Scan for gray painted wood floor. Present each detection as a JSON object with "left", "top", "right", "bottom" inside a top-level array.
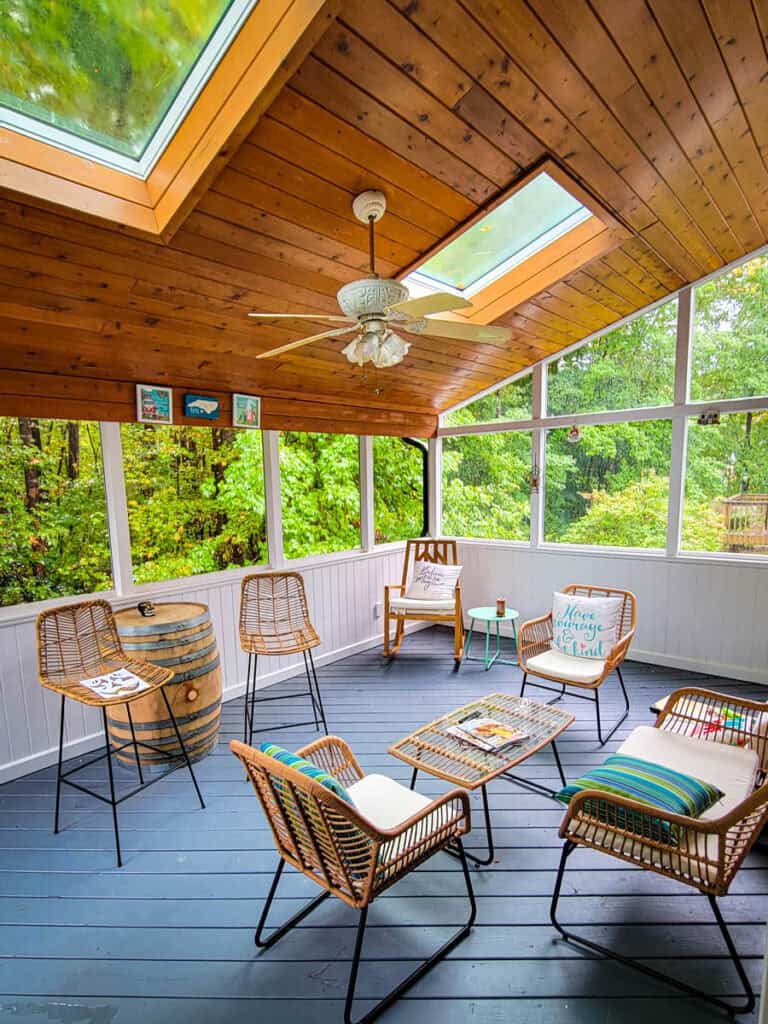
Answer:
[{"left": 1, "top": 626, "right": 766, "bottom": 1023}]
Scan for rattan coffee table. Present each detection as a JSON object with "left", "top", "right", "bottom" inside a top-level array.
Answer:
[{"left": 388, "top": 693, "right": 574, "bottom": 865}]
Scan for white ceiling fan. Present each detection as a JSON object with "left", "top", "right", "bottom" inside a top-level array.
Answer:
[{"left": 248, "top": 190, "right": 512, "bottom": 369}]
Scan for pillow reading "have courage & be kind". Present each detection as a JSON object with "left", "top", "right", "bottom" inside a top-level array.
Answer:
[{"left": 551, "top": 592, "right": 623, "bottom": 661}]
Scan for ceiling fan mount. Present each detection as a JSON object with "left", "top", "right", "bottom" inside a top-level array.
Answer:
[{"left": 247, "top": 190, "right": 512, "bottom": 368}]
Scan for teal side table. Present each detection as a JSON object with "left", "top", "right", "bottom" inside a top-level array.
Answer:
[{"left": 463, "top": 606, "right": 519, "bottom": 671}]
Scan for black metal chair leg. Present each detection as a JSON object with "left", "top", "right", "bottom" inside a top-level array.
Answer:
[
  {"left": 241, "top": 655, "right": 250, "bottom": 745},
  {"left": 448, "top": 784, "right": 495, "bottom": 866},
  {"left": 551, "top": 840, "right": 755, "bottom": 1015},
  {"left": 547, "top": 683, "right": 566, "bottom": 705},
  {"left": 344, "top": 839, "right": 477, "bottom": 1024},
  {"left": 551, "top": 739, "right": 567, "bottom": 788},
  {"left": 708, "top": 894, "right": 756, "bottom": 1014},
  {"left": 595, "top": 670, "right": 631, "bottom": 746},
  {"left": 101, "top": 706, "right": 122, "bottom": 868},
  {"left": 254, "top": 857, "right": 330, "bottom": 948},
  {"left": 520, "top": 672, "right": 527, "bottom": 697},
  {"left": 160, "top": 688, "right": 205, "bottom": 810},
  {"left": 307, "top": 649, "right": 328, "bottom": 735},
  {"left": 125, "top": 702, "right": 144, "bottom": 785},
  {"left": 53, "top": 695, "right": 65, "bottom": 835},
  {"left": 302, "top": 650, "right": 320, "bottom": 730},
  {"left": 409, "top": 767, "right": 418, "bottom": 790}
]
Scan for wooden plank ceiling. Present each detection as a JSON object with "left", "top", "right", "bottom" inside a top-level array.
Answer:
[{"left": 1, "top": 0, "right": 768, "bottom": 436}]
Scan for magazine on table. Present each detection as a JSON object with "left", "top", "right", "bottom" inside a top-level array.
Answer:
[
  {"left": 79, "top": 668, "right": 151, "bottom": 699},
  {"left": 447, "top": 713, "right": 528, "bottom": 752}
]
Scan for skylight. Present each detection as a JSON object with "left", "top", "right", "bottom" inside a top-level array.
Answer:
[
  {"left": 0, "top": 0, "right": 256, "bottom": 176},
  {"left": 406, "top": 172, "right": 591, "bottom": 298}
]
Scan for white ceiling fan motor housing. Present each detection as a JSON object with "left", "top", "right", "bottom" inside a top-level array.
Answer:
[{"left": 336, "top": 278, "right": 409, "bottom": 320}]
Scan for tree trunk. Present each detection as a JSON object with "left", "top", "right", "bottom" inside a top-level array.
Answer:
[
  {"left": 741, "top": 411, "right": 752, "bottom": 493},
  {"left": 66, "top": 422, "right": 80, "bottom": 480},
  {"left": 18, "top": 417, "right": 43, "bottom": 509}
]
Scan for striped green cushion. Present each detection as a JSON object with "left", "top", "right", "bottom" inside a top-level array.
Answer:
[
  {"left": 556, "top": 754, "right": 723, "bottom": 844},
  {"left": 260, "top": 742, "right": 352, "bottom": 804}
]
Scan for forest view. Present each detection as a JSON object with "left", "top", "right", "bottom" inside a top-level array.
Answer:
[
  {"left": 1, "top": 254, "right": 767, "bottom": 607},
  {"left": 0, "top": 0, "right": 233, "bottom": 156}
]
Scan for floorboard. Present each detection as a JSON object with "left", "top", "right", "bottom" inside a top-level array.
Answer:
[{"left": 0, "top": 626, "right": 765, "bottom": 1022}]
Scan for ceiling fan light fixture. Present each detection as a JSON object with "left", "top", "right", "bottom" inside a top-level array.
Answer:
[{"left": 373, "top": 331, "right": 409, "bottom": 368}]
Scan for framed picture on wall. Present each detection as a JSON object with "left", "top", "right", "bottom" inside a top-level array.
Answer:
[
  {"left": 232, "top": 393, "right": 261, "bottom": 429},
  {"left": 136, "top": 384, "right": 173, "bottom": 424},
  {"left": 183, "top": 393, "right": 220, "bottom": 420}
]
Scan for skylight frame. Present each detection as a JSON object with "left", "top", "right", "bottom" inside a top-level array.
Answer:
[
  {"left": 400, "top": 161, "right": 625, "bottom": 332},
  {"left": 0, "top": 0, "right": 257, "bottom": 179},
  {"left": 407, "top": 200, "right": 593, "bottom": 300}
]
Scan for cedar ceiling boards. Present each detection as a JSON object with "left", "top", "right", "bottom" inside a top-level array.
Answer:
[{"left": 1, "top": 0, "right": 768, "bottom": 435}]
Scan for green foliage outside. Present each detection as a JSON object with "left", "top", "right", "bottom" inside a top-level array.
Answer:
[
  {"left": 0, "top": 0, "right": 231, "bottom": 156},
  {"left": 373, "top": 437, "right": 424, "bottom": 543},
  {"left": 122, "top": 424, "right": 267, "bottom": 584},
  {"left": 279, "top": 432, "right": 361, "bottom": 559},
  {"left": 0, "top": 419, "right": 112, "bottom": 605},
  {"left": 443, "top": 374, "right": 532, "bottom": 427},
  {"left": 691, "top": 257, "right": 768, "bottom": 402},
  {"left": 443, "top": 432, "right": 531, "bottom": 541}
]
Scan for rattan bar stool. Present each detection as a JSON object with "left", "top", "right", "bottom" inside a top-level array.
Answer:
[
  {"left": 239, "top": 571, "right": 328, "bottom": 745},
  {"left": 37, "top": 599, "right": 205, "bottom": 867}
]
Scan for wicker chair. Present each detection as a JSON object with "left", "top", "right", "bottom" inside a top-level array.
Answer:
[
  {"left": 37, "top": 600, "right": 205, "bottom": 867},
  {"left": 551, "top": 686, "right": 768, "bottom": 1015},
  {"left": 518, "top": 584, "right": 637, "bottom": 744},
  {"left": 231, "top": 734, "right": 476, "bottom": 1024},
  {"left": 239, "top": 571, "right": 328, "bottom": 745},
  {"left": 383, "top": 539, "right": 465, "bottom": 664}
]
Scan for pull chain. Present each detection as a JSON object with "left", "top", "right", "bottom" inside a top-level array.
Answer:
[{"left": 368, "top": 215, "right": 376, "bottom": 276}]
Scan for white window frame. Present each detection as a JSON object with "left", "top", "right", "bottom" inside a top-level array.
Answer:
[{"left": 437, "top": 243, "right": 768, "bottom": 566}]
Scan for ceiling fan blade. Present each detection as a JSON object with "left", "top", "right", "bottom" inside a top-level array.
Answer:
[
  {"left": 255, "top": 326, "right": 358, "bottom": 359},
  {"left": 407, "top": 319, "right": 511, "bottom": 344},
  {"left": 387, "top": 292, "right": 472, "bottom": 317},
  {"left": 248, "top": 313, "right": 354, "bottom": 322}
]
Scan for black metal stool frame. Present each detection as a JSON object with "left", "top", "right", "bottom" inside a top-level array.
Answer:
[
  {"left": 53, "top": 686, "right": 205, "bottom": 867},
  {"left": 242, "top": 649, "right": 328, "bottom": 746}
]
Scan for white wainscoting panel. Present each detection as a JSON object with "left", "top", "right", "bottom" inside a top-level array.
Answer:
[
  {"left": 0, "top": 547, "right": 410, "bottom": 783},
  {"left": 458, "top": 542, "right": 768, "bottom": 685}
]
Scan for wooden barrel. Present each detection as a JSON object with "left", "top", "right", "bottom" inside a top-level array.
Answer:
[{"left": 108, "top": 602, "right": 222, "bottom": 768}]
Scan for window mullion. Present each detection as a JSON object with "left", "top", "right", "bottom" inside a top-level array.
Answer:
[
  {"left": 530, "top": 363, "right": 546, "bottom": 547},
  {"left": 667, "top": 286, "right": 694, "bottom": 556},
  {"left": 262, "top": 430, "right": 285, "bottom": 569},
  {"left": 360, "top": 435, "right": 374, "bottom": 551},
  {"left": 428, "top": 436, "right": 442, "bottom": 537},
  {"left": 99, "top": 421, "right": 133, "bottom": 595}
]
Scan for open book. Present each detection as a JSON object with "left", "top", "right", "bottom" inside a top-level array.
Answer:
[
  {"left": 79, "top": 668, "right": 151, "bottom": 699},
  {"left": 447, "top": 714, "right": 528, "bottom": 753}
]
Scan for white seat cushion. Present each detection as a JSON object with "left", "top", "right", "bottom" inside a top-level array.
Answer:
[
  {"left": 389, "top": 596, "right": 456, "bottom": 615},
  {"left": 348, "top": 773, "right": 431, "bottom": 830},
  {"left": 617, "top": 725, "right": 758, "bottom": 818},
  {"left": 568, "top": 725, "right": 761, "bottom": 884},
  {"left": 347, "top": 773, "right": 460, "bottom": 867},
  {"left": 526, "top": 648, "right": 605, "bottom": 685}
]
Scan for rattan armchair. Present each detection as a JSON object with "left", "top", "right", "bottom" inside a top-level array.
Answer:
[
  {"left": 231, "top": 734, "right": 476, "bottom": 1024},
  {"left": 518, "top": 584, "right": 637, "bottom": 744},
  {"left": 383, "top": 539, "right": 465, "bottom": 664},
  {"left": 239, "top": 571, "right": 327, "bottom": 744},
  {"left": 551, "top": 686, "right": 768, "bottom": 1015},
  {"left": 37, "top": 599, "right": 205, "bottom": 866}
]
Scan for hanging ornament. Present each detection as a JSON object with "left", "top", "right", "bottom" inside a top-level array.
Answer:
[{"left": 567, "top": 425, "right": 581, "bottom": 444}]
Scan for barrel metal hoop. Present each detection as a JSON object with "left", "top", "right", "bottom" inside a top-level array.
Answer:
[
  {"left": 118, "top": 610, "right": 210, "bottom": 636},
  {"left": 108, "top": 698, "right": 221, "bottom": 733},
  {"left": 164, "top": 654, "right": 221, "bottom": 684},
  {"left": 121, "top": 623, "right": 214, "bottom": 651},
  {"left": 148, "top": 640, "right": 218, "bottom": 669}
]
